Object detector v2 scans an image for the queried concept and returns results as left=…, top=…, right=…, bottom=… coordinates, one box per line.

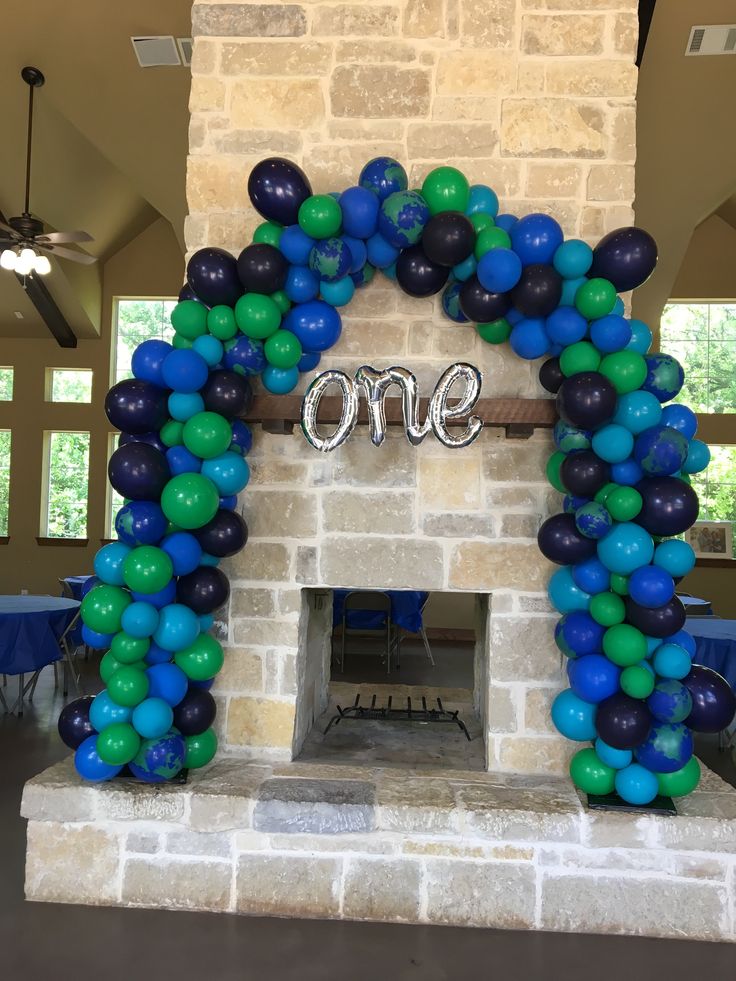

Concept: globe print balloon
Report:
left=128, top=732, right=186, bottom=783
left=575, top=502, right=613, bottom=540
left=634, top=722, right=693, bottom=773
left=360, top=156, right=408, bottom=200
left=378, top=190, right=430, bottom=248
left=634, top=424, right=688, bottom=476
left=224, top=336, right=266, bottom=376
left=308, top=238, right=352, bottom=283
left=647, top=679, right=692, bottom=724
left=642, top=354, right=684, bottom=403
left=441, top=281, right=468, bottom=323
left=554, top=420, right=592, bottom=454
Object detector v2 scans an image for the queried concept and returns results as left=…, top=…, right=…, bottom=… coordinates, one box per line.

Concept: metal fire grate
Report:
left=324, top=692, right=471, bottom=740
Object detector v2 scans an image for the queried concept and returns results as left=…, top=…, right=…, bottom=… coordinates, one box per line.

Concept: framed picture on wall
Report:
left=684, top=521, right=734, bottom=560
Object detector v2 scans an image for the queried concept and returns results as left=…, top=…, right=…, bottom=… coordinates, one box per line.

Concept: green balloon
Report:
left=298, top=194, right=342, bottom=238
left=100, top=651, right=125, bottom=684
left=569, top=747, right=616, bottom=796
left=606, top=486, right=642, bottom=522
left=470, top=213, right=494, bottom=235
left=170, top=300, right=208, bottom=340
left=610, top=573, right=629, bottom=596
left=253, top=221, right=283, bottom=247
left=590, top=591, right=625, bottom=627
left=234, top=293, right=282, bottom=340
left=679, top=473, right=692, bottom=485
left=593, top=482, right=618, bottom=505
left=96, top=722, right=141, bottom=766
left=574, top=277, right=617, bottom=319
left=264, top=329, right=302, bottom=369
left=546, top=451, right=566, bottom=492
left=207, top=305, right=238, bottom=341
left=107, top=665, right=149, bottom=707
left=174, top=634, right=224, bottom=681
left=602, top=623, right=647, bottom=666
left=560, top=341, right=601, bottom=377
left=161, top=473, right=220, bottom=529
left=599, top=351, right=647, bottom=395
left=110, top=631, right=150, bottom=664
left=81, top=584, right=131, bottom=635
left=172, top=334, right=193, bottom=350
left=474, top=226, right=511, bottom=258
left=421, top=166, right=470, bottom=215
left=620, top=664, right=655, bottom=699
left=184, top=728, right=218, bottom=769
left=656, top=756, right=701, bottom=798
left=477, top=318, right=511, bottom=344
left=122, top=546, right=173, bottom=595
left=271, top=289, right=291, bottom=314
left=160, top=419, right=184, bottom=447
left=183, top=411, right=232, bottom=460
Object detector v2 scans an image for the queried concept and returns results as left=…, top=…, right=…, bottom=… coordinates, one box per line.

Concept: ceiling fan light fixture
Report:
left=34, top=254, right=51, bottom=275
left=0, top=249, right=18, bottom=271
left=15, top=248, right=36, bottom=276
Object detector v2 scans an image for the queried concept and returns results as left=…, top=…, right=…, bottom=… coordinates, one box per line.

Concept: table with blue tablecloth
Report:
left=332, top=590, right=429, bottom=633
left=688, top=617, right=736, bottom=689
left=62, top=575, right=95, bottom=601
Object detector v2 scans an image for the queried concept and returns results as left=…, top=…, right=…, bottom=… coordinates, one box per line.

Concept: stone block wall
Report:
left=186, top=0, right=640, bottom=775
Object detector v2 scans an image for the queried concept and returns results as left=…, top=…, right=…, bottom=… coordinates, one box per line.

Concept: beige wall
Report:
left=0, top=217, right=183, bottom=595
left=671, top=215, right=736, bottom=302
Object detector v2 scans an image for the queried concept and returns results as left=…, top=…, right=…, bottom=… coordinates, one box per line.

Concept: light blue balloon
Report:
left=89, top=689, right=132, bottom=731
left=200, top=552, right=221, bottom=567
left=612, top=390, right=662, bottom=435
left=453, top=254, right=477, bottom=282
left=652, top=642, right=692, bottom=680
left=121, top=601, right=160, bottom=639
left=193, top=334, right=224, bottom=367
left=626, top=318, right=653, bottom=355
left=198, top=613, right=214, bottom=631
left=560, top=276, right=587, bottom=307
left=466, top=183, right=499, bottom=218
left=168, top=391, right=205, bottom=422
left=595, top=737, right=632, bottom=770
left=597, top=522, right=654, bottom=575
left=93, top=541, right=132, bottom=586
left=683, top=438, right=710, bottom=474
left=654, top=539, right=696, bottom=578
left=553, top=239, right=593, bottom=280
left=615, top=763, right=659, bottom=805
left=201, top=451, right=250, bottom=496
left=320, top=276, right=355, bottom=307
left=548, top=566, right=591, bottom=613
left=132, top=697, right=174, bottom=740
left=591, top=424, right=634, bottom=464
left=153, top=603, right=200, bottom=653
left=262, top=364, right=299, bottom=394
left=551, top=689, right=597, bottom=741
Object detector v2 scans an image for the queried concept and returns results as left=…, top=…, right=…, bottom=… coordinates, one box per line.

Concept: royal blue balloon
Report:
left=476, top=248, right=522, bottom=293
left=121, top=601, right=160, bottom=639
left=342, top=236, right=367, bottom=274
left=144, top=642, right=172, bottom=666
left=466, top=184, right=499, bottom=217
left=168, top=391, right=205, bottom=422
left=548, top=567, right=591, bottom=613
left=554, top=611, right=605, bottom=658
left=201, top=451, right=250, bottom=496
left=545, top=306, right=587, bottom=346
left=568, top=654, right=621, bottom=704
left=161, top=532, right=202, bottom=577
left=595, top=737, right=632, bottom=770
left=115, top=501, right=168, bottom=547
left=279, top=224, right=316, bottom=265
left=283, top=300, right=342, bottom=352
left=666, top=629, right=696, bottom=657
left=654, top=539, right=695, bottom=578
left=132, top=579, right=177, bottom=610
left=660, top=403, right=697, bottom=440
left=495, top=214, right=518, bottom=233
left=74, top=735, right=123, bottom=782
left=230, top=420, right=253, bottom=456
left=145, top=662, right=189, bottom=707
left=161, top=349, right=209, bottom=393
left=628, top=565, right=674, bottom=608
left=591, top=424, right=634, bottom=464
left=611, top=458, right=644, bottom=486
left=187, top=247, right=242, bottom=308
left=321, top=276, right=355, bottom=307
left=131, top=339, right=173, bottom=386
left=82, top=624, right=114, bottom=649
left=510, top=213, right=564, bottom=265
left=132, top=697, right=174, bottom=740
left=597, top=522, right=654, bottom=575
left=89, top=691, right=133, bottom=731
left=366, top=232, right=400, bottom=269
left=683, top=439, right=710, bottom=474
left=219, top=495, right=237, bottom=510
left=297, top=351, right=321, bottom=372
left=223, top=336, right=266, bottom=377
left=192, top=334, right=224, bottom=368
left=453, top=254, right=477, bottom=282
left=153, top=604, right=200, bottom=653
left=572, top=557, right=610, bottom=595
left=626, top=318, right=653, bottom=354
left=263, top=364, right=300, bottom=394
left=510, top=318, right=549, bottom=359
left=340, top=185, right=381, bottom=237
left=612, top=390, right=662, bottom=435
left=634, top=424, right=688, bottom=476
left=94, top=541, right=132, bottom=586
left=551, top=689, right=597, bottom=741
left=359, top=157, right=407, bottom=201
left=553, top=239, right=593, bottom=279
left=615, top=763, right=659, bottom=805
left=166, top=445, right=202, bottom=476
left=652, top=643, right=692, bottom=680
left=285, top=265, right=320, bottom=303
left=590, top=315, right=632, bottom=353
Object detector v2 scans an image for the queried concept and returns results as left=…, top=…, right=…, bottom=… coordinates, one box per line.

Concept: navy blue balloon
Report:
left=248, top=157, right=312, bottom=226
left=108, top=443, right=170, bottom=501
left=538, top=513, right=598, bottom=565
left=397, top=245, right=450, bottom=299
left=283, top=300, right=342, bottom=352
left=172, top=688, right=217, bottom=736
left=201, top=370, right=253, bottom=419
left=596, top=693, right=653, bottom=750
left=177, top=566, right=230, bottom=614
left=635, top=476, right=700, bottom=537
left=237, top=243, right=288, bottom=293
left=589, top=226, right=658, bottom=293
left=58, top=696, right=95, bottom=749
left=683, top=665, right=736, bottom=734
left=118, top=431, right=168, bottom=454
left=132, top=340, right=173, bottom=387
left=556, top=372, right=617, bottom=429
left=178, top=283, right=200, bottom=303
left=624, top=595, right=686, bottom=639
left=459, top=276, right=511, bottom=322
left=509, top=263, right=562, bottom=318
left=105, top=379, right=169, bottom=435
left=539, top=357, right=564, bottom=394
left=115, top=500, right=168, bottom=547
left=193, top=509, right=248, bottom=558
left=187, top=247, right=242, bottom=308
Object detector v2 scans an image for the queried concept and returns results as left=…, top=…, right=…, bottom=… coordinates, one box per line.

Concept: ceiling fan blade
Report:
left=36, top=230, right=94, bottom=244
left=36, top=243, right=97, bottom=265
left=0, top=220, right=19, bottom=237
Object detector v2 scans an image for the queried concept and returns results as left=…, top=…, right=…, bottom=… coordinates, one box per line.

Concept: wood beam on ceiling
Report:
left=637, top=0, right=657, bottom=67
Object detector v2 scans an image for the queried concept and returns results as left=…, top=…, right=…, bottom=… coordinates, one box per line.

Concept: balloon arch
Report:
left=57, top=156, right=735, bottom=803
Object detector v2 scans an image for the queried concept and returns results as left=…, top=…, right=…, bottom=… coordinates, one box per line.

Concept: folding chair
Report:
left=338, top=591, right=397, bottom=675
left=18, top=609, right=82, bottom=713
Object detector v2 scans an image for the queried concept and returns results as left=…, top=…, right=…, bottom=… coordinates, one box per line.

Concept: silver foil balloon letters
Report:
left=300, top=362, right=483, bottom=452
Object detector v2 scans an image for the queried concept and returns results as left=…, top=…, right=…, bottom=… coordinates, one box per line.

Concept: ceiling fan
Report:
left=0, top=66, right=97, bottom=276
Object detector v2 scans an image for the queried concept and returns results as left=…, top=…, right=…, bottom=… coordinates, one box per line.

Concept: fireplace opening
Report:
left=294, top=589, right=491, bottom=771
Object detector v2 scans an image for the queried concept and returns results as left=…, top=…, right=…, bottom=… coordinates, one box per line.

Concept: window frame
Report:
left=0, top=367, right=13, bottom=402
left=111, top=296, right=177, bottom=387
left=0, top=429, right=11, bottom=539
left=45, top=367, right=94, bottom=404
left=40, top=429, right=92, bottom=540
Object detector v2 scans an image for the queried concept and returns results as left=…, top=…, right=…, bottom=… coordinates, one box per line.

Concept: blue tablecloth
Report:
left=688, top=618, right=736, bottom=689
left=63, top=575, right=95, bottom=601
left=332, top=590, right=428, bottom=633
left=679, top=596, right=713, bottom=615
left=0, top=596, right=80, bottom=675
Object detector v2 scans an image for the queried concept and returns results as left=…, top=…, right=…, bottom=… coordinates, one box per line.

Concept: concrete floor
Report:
left=2, top=662, right=736, bottom=979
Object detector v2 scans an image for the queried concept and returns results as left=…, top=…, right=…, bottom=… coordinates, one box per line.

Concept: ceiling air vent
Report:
left=685, top=24, right=736, bottom=56
left=177, top=38, right=193, bottom=66
left=131, top=36, right=182, bottom=67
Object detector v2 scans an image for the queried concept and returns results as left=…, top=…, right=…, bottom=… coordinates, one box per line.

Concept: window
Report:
left=106, top=432, right=125, bottom=538
left=690, top=444, right=736, bottom=531
left=0, top=367, right=13, bottom=401
left=46, top=368, right=93, bottom=403
left=0, top=431, right=10, bottom=536
left=113, top=298, right=176, bottom=385
left=42, top=431, right=90, bottom=538
left=660, top=302, right=736, bottom=414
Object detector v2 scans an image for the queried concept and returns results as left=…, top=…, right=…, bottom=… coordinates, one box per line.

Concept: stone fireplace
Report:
left=21, top=0, right=736, bottom=942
